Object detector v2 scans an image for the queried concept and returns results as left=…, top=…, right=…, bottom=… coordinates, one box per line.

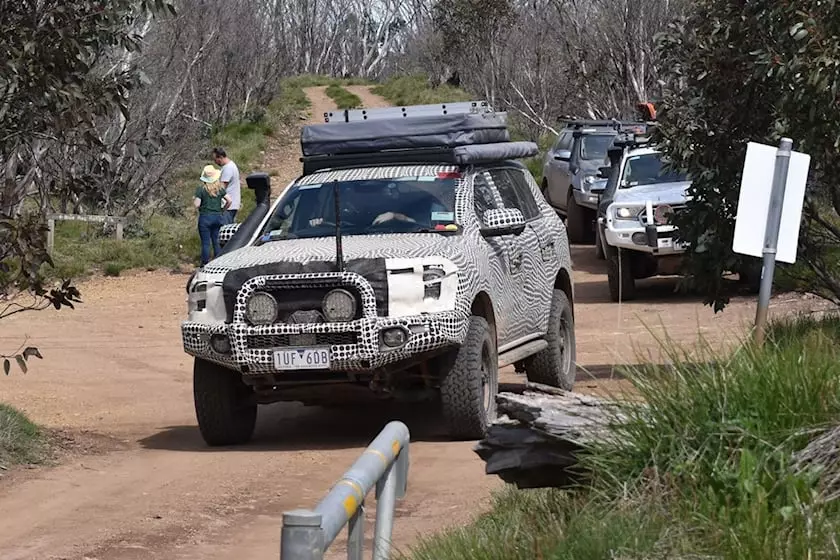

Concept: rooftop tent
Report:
left=299, top=101, right=538, bottom=174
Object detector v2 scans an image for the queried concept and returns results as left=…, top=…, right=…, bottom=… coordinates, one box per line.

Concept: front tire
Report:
left=441, top=316, right=498, bottom=440
left=525, top=290, right=576, bottom=390
left=193, top=359, right=257, bottom=446
left=607, top=249, right=636, bottom=301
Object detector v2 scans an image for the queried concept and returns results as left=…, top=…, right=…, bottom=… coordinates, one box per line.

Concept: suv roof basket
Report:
left=324, top=101, right=493, bottom=123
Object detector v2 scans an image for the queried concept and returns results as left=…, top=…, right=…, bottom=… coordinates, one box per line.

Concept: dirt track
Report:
left=0, top=87, right=829, bottom=560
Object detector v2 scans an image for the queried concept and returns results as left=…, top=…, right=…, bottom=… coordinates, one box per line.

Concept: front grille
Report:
left=247, top=332, right=360, bottom=349
left=264, top=285, right=363, bottom=323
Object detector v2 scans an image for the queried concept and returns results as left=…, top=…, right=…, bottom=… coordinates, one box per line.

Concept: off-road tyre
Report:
left=566, top=195, right=589, bottom=244
left=441, top=316, right=498, bottom=440
left=524, top=290, right=576, bottom=390
left=193, top=358, right=257, bottom=446
left=607, top=249, right=636, bottom=302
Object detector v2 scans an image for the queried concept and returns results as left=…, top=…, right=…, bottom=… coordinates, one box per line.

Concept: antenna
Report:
left=333, top=181, right=345, bottom=272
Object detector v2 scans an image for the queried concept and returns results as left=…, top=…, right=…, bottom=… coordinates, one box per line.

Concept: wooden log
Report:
left=474, top=389, right=628, bottom=489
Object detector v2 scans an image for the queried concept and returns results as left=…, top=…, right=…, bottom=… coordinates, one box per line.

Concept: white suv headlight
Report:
left=613, top=206, right=642, bottom=220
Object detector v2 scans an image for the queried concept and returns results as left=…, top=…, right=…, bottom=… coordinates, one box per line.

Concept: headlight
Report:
left=583, top=175, right=595, bottom=185
left=245, top=291, right=278, bottom=325
left=614, top=207, right=640, bottom=220
left=322, top=288, right=357, bottom=322
left=423, top=267, right=446, bottom=300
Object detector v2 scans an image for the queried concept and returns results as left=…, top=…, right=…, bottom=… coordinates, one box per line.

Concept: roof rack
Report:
left=324, top=101, right=492, bottom=123
left=612, top=130, right=654, bottom=149
left=558, top=117, right=652, bottom=134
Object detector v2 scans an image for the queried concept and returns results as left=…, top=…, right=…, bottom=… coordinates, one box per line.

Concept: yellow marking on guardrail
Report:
left=338, top=478, right=363, bottom=499
left=343, top=495, right=359, bottom=518
left=391, top=440, right=401, bottom=456
left=365, top=448, right=388, bottom=467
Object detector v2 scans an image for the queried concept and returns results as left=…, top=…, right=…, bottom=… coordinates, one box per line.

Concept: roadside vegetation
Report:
left=372, top=75, right=471, bottom=106
left=404, top=314, right=840, bottom=559
left=0, top=404, right=48, bottom=469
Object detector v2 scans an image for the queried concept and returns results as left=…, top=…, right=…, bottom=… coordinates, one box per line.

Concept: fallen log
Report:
left=474, top=383, right=628, bottom=489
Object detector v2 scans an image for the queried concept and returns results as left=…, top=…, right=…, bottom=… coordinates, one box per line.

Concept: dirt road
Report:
left=0, top=87, right=828, bottom=560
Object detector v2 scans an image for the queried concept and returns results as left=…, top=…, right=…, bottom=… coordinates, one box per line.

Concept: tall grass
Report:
left=0, top=404, right=48, bottom=467
left=407, top=315, right=840, bottom=559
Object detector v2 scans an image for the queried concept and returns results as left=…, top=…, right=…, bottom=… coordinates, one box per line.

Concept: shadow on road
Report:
left=140, top=382, right=526, bottom=453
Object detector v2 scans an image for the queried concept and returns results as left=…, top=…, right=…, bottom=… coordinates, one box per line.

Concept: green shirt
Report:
left=195, top=185, right=227, bottom=215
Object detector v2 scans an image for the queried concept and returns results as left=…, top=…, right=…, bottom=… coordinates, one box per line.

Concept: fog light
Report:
left=322, top=288, right=357, bottom=322
left=381, top=327, right=408, bottom=348
left=210, top=334, right=231, bottom=354
left=631, top=232, right=647, bottom=245
left=246, top=291, right=278, bottom=325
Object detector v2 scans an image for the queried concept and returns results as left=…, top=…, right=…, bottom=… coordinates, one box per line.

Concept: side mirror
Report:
left=481, top=208, right=526, bottom=237
left=218, top=223, right=241, bottom=248
left=597, top=166, right=612, bottom=179
left=554, top=150, right=572, bottom=162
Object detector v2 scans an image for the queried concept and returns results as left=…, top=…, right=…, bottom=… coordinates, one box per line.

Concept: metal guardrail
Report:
left=280, top=421, right=410, bottom=560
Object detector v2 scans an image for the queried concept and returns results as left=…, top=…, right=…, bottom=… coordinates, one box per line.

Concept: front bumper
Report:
left=182, top=310, right=468, bottom=375
left=573, top=188, right=602, bottom=210
left=603, top=220, right=688, bottom=255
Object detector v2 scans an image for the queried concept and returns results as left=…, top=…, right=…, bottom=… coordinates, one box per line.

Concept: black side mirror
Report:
left=597, top=166, right=612, bottom=179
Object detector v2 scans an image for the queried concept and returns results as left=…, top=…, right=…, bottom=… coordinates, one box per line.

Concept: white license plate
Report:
left=657, top=237, right=673, bottom=249
left=274, top=347, right=331, bottom=370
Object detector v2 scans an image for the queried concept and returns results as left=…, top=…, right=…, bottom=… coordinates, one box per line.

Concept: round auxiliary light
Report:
left=322, top=289, right=357, bottom=322
left=245, top=291, right=278, bottom=325
left=654, top=204, right=674, bottom=225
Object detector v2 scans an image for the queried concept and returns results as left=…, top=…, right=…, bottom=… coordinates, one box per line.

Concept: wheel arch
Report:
left=554, top=268, right=574, bottom=318
left=470, top=291, right=497, bottom=339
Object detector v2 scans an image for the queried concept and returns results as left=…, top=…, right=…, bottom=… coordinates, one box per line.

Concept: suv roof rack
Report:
left=324, top=101, right=492, bottom=123
left=612, top=130, right=655, bottom=149
left=558, top=117, right=652, bottom=134
left=301, top=100, right=537, bottom=174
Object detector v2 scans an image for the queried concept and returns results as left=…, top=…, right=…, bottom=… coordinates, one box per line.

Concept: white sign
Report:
left=732, top=141, right=811, bottom=264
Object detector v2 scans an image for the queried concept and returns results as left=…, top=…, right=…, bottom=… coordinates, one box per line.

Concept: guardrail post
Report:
left=373, top=463, right=398, bottom=560
left=346, top=502, right=365, bottom=560
left=281, top=510, right=325, bottom=560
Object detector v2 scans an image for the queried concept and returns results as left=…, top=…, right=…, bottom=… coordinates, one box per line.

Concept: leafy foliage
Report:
left=0, top=0, right=169, bottom=371
left=654, top=2, right=840, bottom=310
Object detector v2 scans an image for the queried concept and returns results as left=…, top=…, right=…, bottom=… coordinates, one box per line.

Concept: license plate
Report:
left=657, top=237, right=673, bottom=249
left=274, top=347, right=331, bottom=370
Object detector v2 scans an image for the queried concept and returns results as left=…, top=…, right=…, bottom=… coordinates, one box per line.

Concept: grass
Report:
left=405, top=314, right=840, bottom=559
left=0, top=403, right=48, bottom=467
left=372, top=75, right=472, bottom=106
left=325, top=84, right=362, bottom=109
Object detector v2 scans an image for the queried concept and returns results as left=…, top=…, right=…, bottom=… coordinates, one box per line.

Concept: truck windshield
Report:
left=580, top=134, right=616, bottom=161
left=620, top=153, right=689, bottom=187
left=256, top=176, right=459, bottom=243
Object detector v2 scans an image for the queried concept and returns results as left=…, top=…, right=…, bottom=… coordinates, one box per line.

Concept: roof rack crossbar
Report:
left=324, top=101, right=493, bottom=123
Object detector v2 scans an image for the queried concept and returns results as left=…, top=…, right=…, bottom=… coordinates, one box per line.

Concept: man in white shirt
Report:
left=212, top=147, right=241, bottom=224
